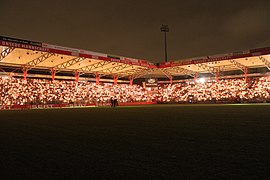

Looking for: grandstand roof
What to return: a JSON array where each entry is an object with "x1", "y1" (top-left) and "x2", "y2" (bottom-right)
[
  {"x1": 1, "y1": 35, "x2": 270, "y2": 79},
  {"x1": 158, "y1": 47, "x2": 270, "y2": 78},
  {"x1": 0, "y1": 36, "x2": 156, "y2": 79}
]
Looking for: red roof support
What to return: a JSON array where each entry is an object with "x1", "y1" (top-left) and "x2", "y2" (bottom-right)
[
  {"x1": 129, "y1": 76, "x2": 133, "y2": 86},
  {"x1": 215, "y1": 70, "x2": 219, "y2": 82},
  {"x1": 51, "y1": 69, "x2": 56, "y2": 81},
  {"x1": 194, "y1": 72, "x2": 198, "y2": 84},
  {"x1": 22, "y1": 66, "x2": 28, "y2": 80},
  {"x1": 114, "y1": 76, "x2": 118, "y2": 85},
  {"x1": 96, "y1": 73, "x2": 100, "y2": 85},
  {"x1": 245, "y1": 67, "x2": 249, "y2": 82},
  {"x1": 75, "y1": 72, "x2": 79, "y2": 83}
]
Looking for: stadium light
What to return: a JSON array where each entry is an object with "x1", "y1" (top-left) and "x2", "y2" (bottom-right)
[{"x1": 160, "y1": 24, "x2": 169, "y2": 62}]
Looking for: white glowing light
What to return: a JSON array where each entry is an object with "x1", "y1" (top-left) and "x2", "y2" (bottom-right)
[{"x1": 199, "y1": 78, "x2": 206, "y2": 84}]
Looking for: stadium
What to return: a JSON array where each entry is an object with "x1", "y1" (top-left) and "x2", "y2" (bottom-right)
[
  {"x1": 1, "y1": 35, "x2": 270, "y2": 179},
  {"x1": 1, "y1": 35, "x2": 270, "y2": 109}
]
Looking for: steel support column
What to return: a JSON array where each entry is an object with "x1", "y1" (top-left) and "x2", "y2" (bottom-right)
[
  {"x1": 215, "y1": 70, "x2": 219, "y2": 82},
  {"x1": 96, "y1": 73, "x2": 100, "y2": 85},
  {"x1": 194, "y1": 72, "x2": 198, "y2": 83},
  {"x1": 114, "y1": 76, "x2": 118, "y2": 85},
  {"x1": 244, "y1": 67, "x2": 248, "y2": 82},
  {"x1": 22, "y1": 66, "x2": 28, "y2": 80},
  {"x1": 51, "y1": 69, "x2": 56, "y2": 81},
  {"x1": 129, "y1": 76, "x2": 133, "y2": 86},
  {"x1": 74, "y1": 71, "x2": 80, "y2": 83}
]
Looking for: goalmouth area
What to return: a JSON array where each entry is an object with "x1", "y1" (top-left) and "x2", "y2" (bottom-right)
[{"x1": 1, "y1": 104, "x2": 270, "y2": 179}]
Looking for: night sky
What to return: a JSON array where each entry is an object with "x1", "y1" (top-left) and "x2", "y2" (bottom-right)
[{"x1": 1, "y1": 0, "x2": 270, "y2": 63}]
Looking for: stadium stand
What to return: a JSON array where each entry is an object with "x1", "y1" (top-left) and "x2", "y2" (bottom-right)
[
  {"x1": 157, "y1": 77, "x2": 270, "y2": 104},
  {"x1": 0, "y1": 77, "x2": 153, "y2": 106},
  {"x1": 0, "y1": 76, "x2": 270, "y2": 109}
]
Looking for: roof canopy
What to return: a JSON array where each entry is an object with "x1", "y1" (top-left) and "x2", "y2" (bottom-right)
[{"x1": 1, "y1": 35, "x2": 270, "y2": 79}]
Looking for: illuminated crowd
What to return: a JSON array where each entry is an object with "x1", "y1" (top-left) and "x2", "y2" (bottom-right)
[
  {"x1": 0, "y1": 76, "x2": 270, "y2": 106},
  {"x1": 157, "y1": 77, "x2": 270, "y2": 103},
  {"x1": 0, "y1": 77, "x2": 151, "y2": 106}
]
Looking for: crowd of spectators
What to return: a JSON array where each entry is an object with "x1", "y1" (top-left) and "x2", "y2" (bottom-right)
[
  {"x1": 157, "y1": 77, "x2": 270, "y2": 103},
  {"x1": 0, "y1": 77, "x2": 151, "y2": 106},
  {"x1": 0, "y1": 76, "x2": 270, "y2": 106}
]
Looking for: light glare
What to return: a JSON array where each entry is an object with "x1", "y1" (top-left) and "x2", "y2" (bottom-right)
[{"x1": 199, "y1": 78, "x2": 205, "y2": 84}]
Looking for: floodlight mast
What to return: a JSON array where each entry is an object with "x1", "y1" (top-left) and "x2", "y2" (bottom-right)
[{"x1": 160, "y1": 24, "x2": 169, "y2": 62}]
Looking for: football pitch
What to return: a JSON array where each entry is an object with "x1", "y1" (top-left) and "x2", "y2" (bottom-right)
[{"x1": 0, "y1": 104, "x2": 270, "y2": 179}]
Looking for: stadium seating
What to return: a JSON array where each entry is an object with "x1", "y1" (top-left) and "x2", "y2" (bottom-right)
[
  {"x1": 0, "y1": 77, "x2": 151, "y2": 106},
  {"x1": 157, "y1": 77, "x2": 270, "y2": 103},
  {"x1": 0, "y1": 76, "x2": 270, "y2": 106}
]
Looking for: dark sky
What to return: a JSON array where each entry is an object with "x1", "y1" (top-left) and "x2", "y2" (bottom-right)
[{"x1": 1, "y1": 0, "x2": 270, "y2": 63}]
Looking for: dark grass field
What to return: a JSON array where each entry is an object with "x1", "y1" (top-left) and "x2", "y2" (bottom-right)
[{"x1": 1, "y1": 104, "x2": 270, "y2": 179}]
